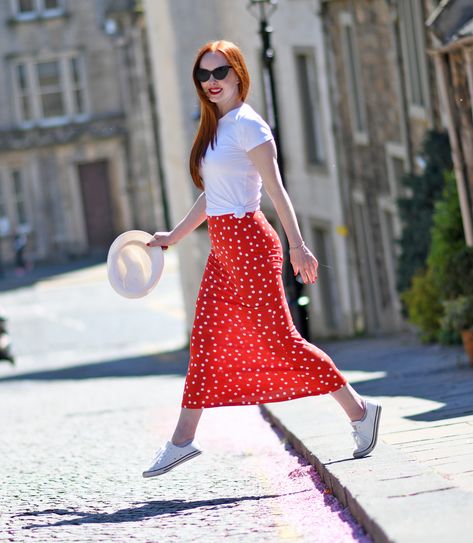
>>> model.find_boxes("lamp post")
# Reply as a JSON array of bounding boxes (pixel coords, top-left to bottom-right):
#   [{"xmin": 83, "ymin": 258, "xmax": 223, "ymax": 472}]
[{"xmin": 247, "ymin": 0, "xmax": 310, "ymax": 339}]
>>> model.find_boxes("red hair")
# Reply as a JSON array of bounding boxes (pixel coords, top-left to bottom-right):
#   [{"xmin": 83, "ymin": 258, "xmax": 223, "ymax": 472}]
[{"xmin": 189, "ymin": 40, "xmax": 250, "ymax": 189}]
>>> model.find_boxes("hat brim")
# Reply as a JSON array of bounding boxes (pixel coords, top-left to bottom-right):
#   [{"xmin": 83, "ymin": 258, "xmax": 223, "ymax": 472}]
[{"xmin": 107, "ymin": 230, "xmax": 164, "ymax": 299}]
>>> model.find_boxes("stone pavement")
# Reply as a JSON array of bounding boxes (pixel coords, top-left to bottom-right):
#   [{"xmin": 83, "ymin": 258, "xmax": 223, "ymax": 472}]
[
  {"xmin": 0, "ymin": 376, "xmax": 371, "ymax": 542},
  {"xmin": 262, "ymin": 334, "xmax": 473, "ymax": 543},
  {"xmin": 0, "ymin": 255, "xmax": 372, "ymax": 543}
]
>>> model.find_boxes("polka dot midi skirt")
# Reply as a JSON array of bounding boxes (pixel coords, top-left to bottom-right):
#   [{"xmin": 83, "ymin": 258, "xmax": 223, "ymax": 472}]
[{"xmin": 181, "ymin": 211, "xmax": 347, "ymax": 409}]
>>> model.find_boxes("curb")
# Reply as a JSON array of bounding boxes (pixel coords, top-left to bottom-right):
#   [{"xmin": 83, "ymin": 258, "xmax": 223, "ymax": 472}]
[
  {"xmin": 260, "ymin": 404, "xmax": 391, "ymax": 542},
  {"xmin": 260, "ymin": 400, "xmax": 473, "ymax": 543}
]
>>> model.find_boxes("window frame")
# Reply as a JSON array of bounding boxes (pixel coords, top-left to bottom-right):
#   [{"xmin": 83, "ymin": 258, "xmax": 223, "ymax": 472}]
[
  {"xmin": 339, "ymin": 12, "xmax": 369, "ymax": 145},
  {"xmin": 10, "ymin": 0, "xmax": 65, "ymax": 20},
  {"xmin": 11, "ymin": 170, "xmax": 29, "ymax": 227},
  {"xmin": 384, "ymin": 142, "xmax": 408, "ymax": 199},
  {"xmin": 377, "ymin": 195, "xmax": 402, "ymax": 315},
  {"xmin": 0, "ymin": 166, "xmax": 32, "ymax": 234},
  {"xmin": 294, "ymin": 48, "xmax": 326, "ymax": 167},
  {"xmin": 398, "ymin": 0, "xmax": 431, "ymax": 120},
  {"xmin": 11, "ymin": 53, "xmax": 89, "ymax": 128}
]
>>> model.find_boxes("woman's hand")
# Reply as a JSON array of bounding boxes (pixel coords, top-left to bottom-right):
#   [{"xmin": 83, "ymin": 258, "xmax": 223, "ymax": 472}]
[
  {"xmin": 290, "ymin": 244, "xmax": 318, "ymax": 284},
  {"xmin": 146, "ymin": 231, "xmax": 177, "ymax": 249}
]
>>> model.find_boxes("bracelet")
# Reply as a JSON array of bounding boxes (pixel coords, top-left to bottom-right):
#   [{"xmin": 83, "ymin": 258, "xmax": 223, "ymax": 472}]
[{"xmin": 289, "ymin": 240, "xmax": 305, "ymax": 250}]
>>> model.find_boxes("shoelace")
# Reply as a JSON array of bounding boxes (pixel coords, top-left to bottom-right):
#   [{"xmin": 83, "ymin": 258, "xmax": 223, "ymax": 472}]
[
  {"xmin": 351, "ymin": 430, "xmax": 363, "ymax": 447},
  {"xmin": 151, "ymin": 446, "xmax": 166, "ymax": 464}
]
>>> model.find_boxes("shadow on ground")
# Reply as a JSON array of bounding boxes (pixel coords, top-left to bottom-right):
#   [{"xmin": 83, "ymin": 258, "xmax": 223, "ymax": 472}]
[
  {"xmin": 2, "ymin": 327, "xmax": 472, "ymax": 425},
  {"xmin": 320, "ymin": 334, "xmax": 473, "ymax": 423},
  {"xmin": 18, "ymin": 493, "xmax": 297, "ymax": 528},
  {"xmin": 0, "ymin": 348, "xmax": 190, "ymax": 382},
  {"xmin": 0, "ymin": 254, "xmax": 106, "ymax": 293}
]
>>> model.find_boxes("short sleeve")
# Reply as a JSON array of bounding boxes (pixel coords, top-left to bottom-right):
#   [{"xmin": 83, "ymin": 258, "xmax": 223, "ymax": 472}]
[{"xmin": 240, "ymin": 116, "xmax": 274, "ymax": 152}]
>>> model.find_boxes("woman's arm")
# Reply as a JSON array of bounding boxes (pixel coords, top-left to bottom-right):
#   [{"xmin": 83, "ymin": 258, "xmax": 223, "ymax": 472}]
[
  {"xmin": 148, "ymin": 191, "xmax": 207, "ymax": 248},
  {"xmin": 248, "ymin": 140, "xmax": 318, "ymax": 284}
]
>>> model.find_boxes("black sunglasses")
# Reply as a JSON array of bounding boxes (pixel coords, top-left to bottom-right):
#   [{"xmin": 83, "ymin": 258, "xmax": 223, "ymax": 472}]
[{"xmin": 196, "ymin": 65, "xmax": 232, "ymax": 82}]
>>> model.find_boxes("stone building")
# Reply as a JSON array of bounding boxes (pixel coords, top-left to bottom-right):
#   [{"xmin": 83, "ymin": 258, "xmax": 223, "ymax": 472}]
[
  {"xmin": 143, "ymin": 0, "xmax": 357, "ymax": 339},
  {"xmin": 0, "ymin": 0, "xmax": 166, "ymax": 266},
  {"xmin": 321, "ymin": 0, "xmax": 443, "ymax": 333},
  {"xmin": 427, "ymin": 0, "xmax": 473, "ymax": 246}
]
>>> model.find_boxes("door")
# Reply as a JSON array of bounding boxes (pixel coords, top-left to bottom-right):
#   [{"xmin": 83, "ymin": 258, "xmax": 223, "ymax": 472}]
[{"xmin": 78, "ymin": 160, "xmax": 115, "ymax": 250}]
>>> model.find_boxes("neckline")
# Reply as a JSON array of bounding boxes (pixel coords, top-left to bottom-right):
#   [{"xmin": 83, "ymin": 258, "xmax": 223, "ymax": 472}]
[{"xmin": 219, "ymin": 103, "xmax": 245, "ymax": 120}]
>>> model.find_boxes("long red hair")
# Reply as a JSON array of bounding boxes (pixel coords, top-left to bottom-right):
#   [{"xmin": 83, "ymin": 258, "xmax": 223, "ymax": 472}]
[{"xmin": 189, "ymin": 40, "xmax": 250, "ymax": 189}]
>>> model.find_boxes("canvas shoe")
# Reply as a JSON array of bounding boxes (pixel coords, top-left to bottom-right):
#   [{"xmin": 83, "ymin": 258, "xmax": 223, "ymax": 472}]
[
  {"xmin": 351, "ymin": 399, "xmax": 382, "ymax": 458},
  {"xmin": 142, "ymin": 440, "xmax": 202, "ymax": 478}
]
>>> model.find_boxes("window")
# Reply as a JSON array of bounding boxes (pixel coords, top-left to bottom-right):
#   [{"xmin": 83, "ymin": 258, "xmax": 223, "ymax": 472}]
[
  {"xmin": 295, "ymin": 51, "xmax": 325, "ymax": 165},
  {"xmin": 16, "ymin": 64, "xmax": 33, "ymax": 122},
  {"xmin": 378, "ymin": 196, "xmax": 401, "ymax": 313},
  {"xmin": 11, "ymin": 0, "xmax": 64, "ymax": 19},
  {"xmin": 0, "ymin": 168, "xmax": 31, "ymax": 232},
  {"xmin": 340, "ymin": 13, "xmax": 368, "ymax": 143},
  {"xmin": 13, "ymin": 54, "xmax": 88, "ymax": 125},
  {"xmin": 0, "ymin": 176, "xmax": 8, "ymax": 219},
  {"xmin": 11, "ymin": 171, "xmax": 28, "ymax": 225},
  {"xmin": 70, "ymin": 57, "xmax": 86, "ymax": 114},
  {"xmin": 385, "ymin": 143, "xmax": 408, "ymax": 198},
  {"xmin": 37, "ymin": 61, "xmax": 65, "ymax": 118},
  {"xmin": 17, "ymin": 0, "xmax": 35, "ymax": 14},
  {"xmin": 399, "ymin": 0, "xmax": 429, "ymax": 112}
]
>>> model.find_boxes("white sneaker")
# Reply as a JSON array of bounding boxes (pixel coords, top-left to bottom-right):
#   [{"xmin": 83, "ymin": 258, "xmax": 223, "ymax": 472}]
[
  {"xmin": 351, "ymin": 399, "xmax": 382, "ymax": 458},
  {"xmin": 142, "ymin": 440, "xmax": 202, "ymax": 478}
]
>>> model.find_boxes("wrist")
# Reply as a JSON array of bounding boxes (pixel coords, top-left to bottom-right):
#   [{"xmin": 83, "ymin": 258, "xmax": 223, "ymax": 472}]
[{"xmin": 289, "ymin": 240, "xmax": 305, "ymax": 250}]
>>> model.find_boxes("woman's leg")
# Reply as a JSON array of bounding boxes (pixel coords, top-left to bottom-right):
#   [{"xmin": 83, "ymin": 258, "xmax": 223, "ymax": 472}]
[
  {"xmin": 330, "ymin": 383, "xmax": 365, "ymax": 422},
  {"xmin": 171, "ymin": 408, "xmax": 204, "ymax": 445}
]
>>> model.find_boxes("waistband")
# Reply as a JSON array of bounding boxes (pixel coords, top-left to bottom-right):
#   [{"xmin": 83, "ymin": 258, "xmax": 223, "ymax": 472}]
[{"xmin": 206, "ymin": 204, "xmax": 259, "ymax": 219}]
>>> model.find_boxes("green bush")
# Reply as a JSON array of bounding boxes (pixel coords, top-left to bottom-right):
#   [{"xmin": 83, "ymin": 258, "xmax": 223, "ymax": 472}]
[
  {"xmin": 402, "ymin": 170, "xmax": 468, "ymax": 344},
  {"xmin": 427, "ymin": 170, "xmax": 465, "ymax": 298},
  {"xmin": 396, "ymin": 131, "xmax": 452, "ymax": 293},
  {"xmin": 446, "ymin": 247, "xmax": 473, "ymax": 298},
  {"xmin": 440, "ymin": 296, "xmax": 473, "ymax": 344},
  {"xmin": 402, "ymin": 269, "xmax": 443, "ymax": 343}
]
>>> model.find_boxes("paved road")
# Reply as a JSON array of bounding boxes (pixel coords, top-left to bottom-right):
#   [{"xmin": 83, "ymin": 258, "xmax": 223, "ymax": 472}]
[{"xmin": 0, "ymin": 254, "xmax": 371, "ymax": 542}]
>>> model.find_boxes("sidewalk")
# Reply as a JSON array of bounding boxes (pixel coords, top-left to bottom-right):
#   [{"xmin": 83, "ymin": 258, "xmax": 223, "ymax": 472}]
[{"xmin": 262, "ymin": 333, "xmax": 473, "ymax": 543}]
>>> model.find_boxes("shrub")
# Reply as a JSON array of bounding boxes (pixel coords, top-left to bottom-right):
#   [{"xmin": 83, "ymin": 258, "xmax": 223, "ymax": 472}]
[
  {"xmin": 402, "ymin": 170, "xmax": 468, "ymax": 344},
  {"xmin": 440, "ymin": 296, "xmax": 473, "ymax": 345},
  {"xmin": 447, "ymin": 247, "xmax": 473, "ymax": 298},
  {"xmin": 402, "ymin": 269, "xmax": 443, "ymax": 343},
  {"xmin": 396, "ymin": 131, "xmax": 452, "ymax": 293},
  {"xmin": 427, "ymin": 170, "xmax": 465, "ymax": 299}
]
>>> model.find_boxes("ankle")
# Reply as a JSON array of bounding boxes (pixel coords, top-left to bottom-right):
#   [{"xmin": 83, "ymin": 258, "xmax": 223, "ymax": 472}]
[
  {"xmin": 171, "ymin": 436, "xmax": 194, "ymax": 447},
  {"xmin": 350, "ymin": 399, "xmax": 366, "ymax": 422}
]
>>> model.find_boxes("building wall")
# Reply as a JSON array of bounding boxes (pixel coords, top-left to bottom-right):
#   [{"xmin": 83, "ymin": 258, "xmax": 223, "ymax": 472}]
[
  {"xmin": 0, "ymin": 0, "xmax": 164, "ymax": 263},
  {"xmin": 320, "ymin": 0, "xmax": 444, "ymax": 333}
]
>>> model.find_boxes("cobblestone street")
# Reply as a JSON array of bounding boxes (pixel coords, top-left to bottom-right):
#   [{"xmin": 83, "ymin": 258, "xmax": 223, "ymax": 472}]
[{"xmin": 0, "ymin": 256, "xmax": 370, "ymax": 542}]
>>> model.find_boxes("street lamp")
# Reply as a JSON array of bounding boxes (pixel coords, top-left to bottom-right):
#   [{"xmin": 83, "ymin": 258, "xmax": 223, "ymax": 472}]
[
  {"xmin": 247, "ymin": 0, "xmax": 310, "ymax": 340},
  {"xmin": 247, "ymin": 0, "xmax": 284, "ymax": 176}
]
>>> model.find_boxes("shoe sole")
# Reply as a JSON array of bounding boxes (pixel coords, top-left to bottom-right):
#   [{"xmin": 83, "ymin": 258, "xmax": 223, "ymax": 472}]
[
  {"xmin": 353, "ymin": 404, "xmax": 382, "ymax": 459},
  {"xmin": 142, "ymin": 450, "xmax": 202, "ymax": 478}
]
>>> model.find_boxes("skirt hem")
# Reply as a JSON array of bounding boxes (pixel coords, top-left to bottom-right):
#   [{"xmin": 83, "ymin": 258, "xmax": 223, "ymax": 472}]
[{"xmin": 181, "ymin": 379, "xmax": 347, "ymax": 409}]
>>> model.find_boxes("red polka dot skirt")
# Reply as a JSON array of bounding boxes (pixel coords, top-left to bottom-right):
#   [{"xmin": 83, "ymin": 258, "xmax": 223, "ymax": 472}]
[{"xmin": 181, "ymin": 211, "xmax": 347, "ymax": 409}]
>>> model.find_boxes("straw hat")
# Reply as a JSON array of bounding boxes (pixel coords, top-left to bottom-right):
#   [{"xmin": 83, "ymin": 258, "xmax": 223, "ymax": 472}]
[{"xmin": 107, "ymin": 230, "xmax": 164, "ymax": 298}]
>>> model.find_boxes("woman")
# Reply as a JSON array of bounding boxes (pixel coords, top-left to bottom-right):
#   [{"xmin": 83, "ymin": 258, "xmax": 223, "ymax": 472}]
[{"xmin": 143, "ymin": 40, "xmax": 381, "ymax": 478}]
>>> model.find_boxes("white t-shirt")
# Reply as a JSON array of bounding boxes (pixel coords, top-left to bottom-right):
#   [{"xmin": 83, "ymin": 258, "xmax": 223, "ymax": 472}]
[{"xmin": 201, "ymin": 103, "xmax": 274, "ymax": 218}]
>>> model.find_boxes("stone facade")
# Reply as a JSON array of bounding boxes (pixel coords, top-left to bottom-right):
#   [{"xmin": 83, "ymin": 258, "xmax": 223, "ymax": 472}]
[
  {"xmin": 321, "ymin": 0, "xmax": 443, "ymax": 333},
  {"xmin": 0, "ymin": 0, "xmax": 165, "ymax": 265}
]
